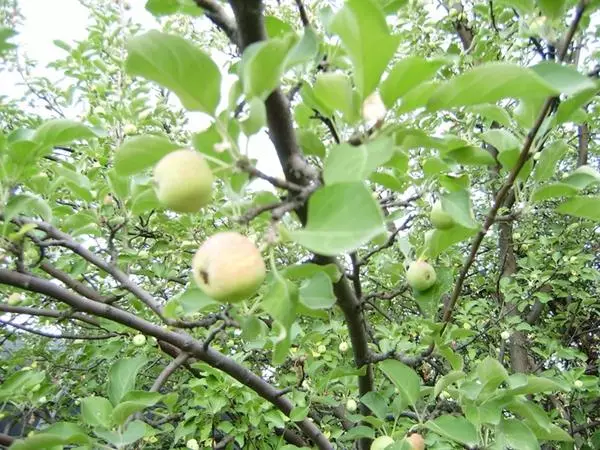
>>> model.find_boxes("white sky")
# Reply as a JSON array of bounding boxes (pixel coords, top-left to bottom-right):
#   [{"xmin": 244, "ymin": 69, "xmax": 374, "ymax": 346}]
[{"xmin": 1, "ymin": 0, "xmax": 284, "ymax": 184}]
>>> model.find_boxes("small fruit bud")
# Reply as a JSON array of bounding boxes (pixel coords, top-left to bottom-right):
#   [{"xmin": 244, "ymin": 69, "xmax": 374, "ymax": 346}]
[
  {"xmin": 339, "ymin": 341, "xmax": 349, "ymax": 353},
  {"xmin": 362, "ymin": 91, "xmax": 387, "ymax": 123},
  {"xmin": 317, "ymin": 344, "xmax": 327, "ymax": 354},
  {"xmin": 123, "ymin": 123, "xmax": 137, "ymax": 135},
  {"xmin": 132, "ymin": 334, "xmax": 146, "ymax": 347},
  {"xmin": 371, "ymin": 436, "xmax": 394, "ymax": 450},
  {"xmin": 500, "ymin": 331, "xmax": 511, "ymax": 341},
  {"xmin": 186, "ymin": 438, "xmax": 200, "ymax": 450},
  {"xmin": 346, "ymin": 398, "xmax": 358, "ymax": 412},
  {"xmin": 574, "ymin": 380, "xmax": 583, "ymax": 389},
  {"xmin": 463, "ymin": 323, "xmax": 472, "ymax": 330}
]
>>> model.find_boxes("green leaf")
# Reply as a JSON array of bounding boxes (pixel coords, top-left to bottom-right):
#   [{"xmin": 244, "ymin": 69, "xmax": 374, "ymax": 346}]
[
  {"xmin": 537, "ymin": 0, "xmax": 566, "ymax": 19},
  {"xmin": 555, "ymin": 84, "xmax": 600, "ymax": 125},
  {"xmin": 424, "ymin": 225, "xmax": 477, "ymax": 258},
  {"xmin": 329, "ymin": 0, "xmax": 400, "ymax": 97},
  {"xmin": 340, "ymin": 426, "xmax": 375, "ymax": 441},
  {"xmin": 34, "ymin": 120, "xmax": 97, "ymax": 151},
  {"xmin": 498, "ymin": 418, "xmax": 540, "ymax": 450},
  {"xmin": 507, "ymin": 398, "xmax": 552, "ymax": 433},
  {"xmin": 289, "ymin": 406, "xmax": 309, "ymax": 421},
  {"xmin": 9, "ymin": 423, "xmax": 90, "ymax": 450},
  {"xmin": 298, "ymin": 130, "xmax": 326, "ymax": 158},
  {"xmin": 241, "ymin": 36, "xmax": 295, "ymax": 100},
  {"xmin": 108, "ymin": 357, "xmax": 148, "ymax": 405},
  {"xmin": 360, "ymin": 392, "xmax": 388, "ymax": 420},
  {"xmin": 163, "ymin": 286, "xmax": 219, "ymax": 318},
  {"xmin": 240, "ymin": 97, "xmax": 267, "ymax": 136},
  {"xmin": 507, "ymin": 374, "xmax": 568, "ymax": 395},
  {"xmin": 283, "ymin": 263, "xmax": 342, "ymax": 282},
  {"xmin": 112, "ymin": 391, "xmax": 163, "ymax": 426},
  {"xmin": 379, "ymin": 360, "xmax": 421, "ymax": 406},
  {"xmin": 434, "ymin": 370, "xmax": 465, "ymax": 397},
  {"xmin": 426, "ymin": 415, "xmax": 479, "ymax": 447},
  {"xmin": 299, "ymin": 272, "xmax": 336, "ymax": 309},
  {"xmin": 556, "ymin": 196, "xmax": 600, "ymax": 220},
  {"xmin": 0, "ymin": 27, "xmax": 16, "ymax": 55},
  {"xmin": 114, "ymin": 135, "xmax": 179, "ymax": 176},
  {"xmin": 0, "ymin": 370, "xmax": 45, "ymax": 400},
  {"xmin": 287, "ymin": 182, "xmax": 386, "ymax": 256},
  {"xmin": 477, "ymin": 357, "xmax": 509, "ymax": 393},
  {"xmin": 324, "ymin": 137, "xmax": 395, "ymax": 185},
  {"xmin": 467, "ymin": 104, "xmax": 513, "ymax": 128},
  {"xmin": 3, "ymin": 194, "xmax": 52, "ymax": 222},
  {"xmin": 531, "ymin": 62, "xmax": 597, "ymax": 96},
  {"xmin": 445, "ymin": 145, "xmax": 496, "ymax": 166},
  {"xmin": 381, "ymin": 56, "xmax": 448, "ymax": 107},
  {"xmin": 313, "ymin": 72, "xmax": 356, "ymax": 120},
  {"xmin": 126, "ymin": 31, "xmax": 221, "ymax": 114},
  {"xmin": 428, "ymin": 63, "xmax": 558, "ymax": 111},
  {"xmin": 95, "ymin": 420, "xmax": 147, "ymax": 447},
  {"xmin": 533, "ymin": 140, "xmax": 569, "ymax": 182},
  {"xmin": 532, "ymin": 183, "xmax": 579, "ymax": 202},
  {"xmin": 285, "ymin": 27, "xmax": 319, "ymax": 69},
  {"xmin": 81, "ymin": 396, "xmax": 114, "ymax": 428},
  {"xmin": 261, "ymin": 277, "xmax": 299, "ymax": 364},
  {"xmin": 441, "ymin": 190, "xmax": 478, "ymax": 229}
]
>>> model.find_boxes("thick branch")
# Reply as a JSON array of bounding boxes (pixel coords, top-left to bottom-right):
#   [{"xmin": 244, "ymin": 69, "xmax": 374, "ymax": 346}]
[
  {"xmin": 0, "ymin": 304, "xmax": 101, "ymax": 327},
  {"xmin": 0, "ymin": 269, "xmax": 331, "ymax": 450},
  {"xmin": 150, "ymin": 352, "xmax": 189, "ymax": 392},
  {"xmin": 0, "ymin": 318, "xmax": 116, "ymax": 340},
  {"xmin": 193, "ymin": 0, "xmax": 238, "ymax": 45}
]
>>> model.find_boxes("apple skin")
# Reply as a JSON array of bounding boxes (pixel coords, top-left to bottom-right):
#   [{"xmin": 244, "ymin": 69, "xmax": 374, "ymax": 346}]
[
  {"xmin": 407, "ymin": 433, "xmax": 425, "ymax": 450},
  {"xmin": 7, "ymin": 293, "xmax": 22, "ymax": 305},
  {"xmin": 371, "ymin": 436, "xmax": 394, "ymax": 450},
  {"xmin": 192, "ymin": 232, "xmax": 266, "ymax": 303},
  {"xmin": 430, "ymin": 201, "xmax": 454, "ymax": 230},
  {"xmin": 406, "ymin": 260, "xmax": 437, "ymax": 291},
  {"xmin": 153, "ymin": 149, "xmax": 213, "ymax": 213},
  {"xmin": 132, "ymin": 334, "xmax": 146, "ymax": 346},
  {"xmin": 346, "ymin": 398, "xmax": 358, "ymax": 412}
]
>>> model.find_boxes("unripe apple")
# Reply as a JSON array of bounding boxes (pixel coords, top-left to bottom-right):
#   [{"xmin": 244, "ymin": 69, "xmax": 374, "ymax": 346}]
[
  {"xmin": 186, "ymin": 438, "xmax": 200, "ymax": 450},
  {"xmin": 192, "ymin": 232, "xmax": 266, "ymax": 303},
  {"xmin": 430, "ymin": 201, "xmax": 454, "ymax": 230},
  {"xmin": 346, "ymin": 398, "xmax": 358, "ymax": 412},
  {"xmin": 406, "ymin": 260, "xmax": 437, "ymax": 291},
  {"xmin": 574, "ymin": 380, "xmax": 583, "ymax": 389},
  {"xmin": 7, "ymin": 293, "xmax": 22, "ymax": 305},
  {"xmin": 407, "ymin": 433, "xmax": 425, "ymax": 450},
  {"xmin": 339, "ymin": 341, "xmax": 349, "ymax": 353},
  {"xmin": 362, "ymin": 91, "xmax": 386, "ymax": 123},
  {"xmin": 500, "ymin": 331, "xmax": 510, "ymax": 341},
  {"xmin": 317, "ymin": 344, "xmax": 327, "ymax": 353},
  {"xmin": 123, "ymin": 123, "xmax": 137, "ymax": 135},
  {"xmin": 132, "ymin": 334, "xmax": 146, "ymax": 346},
  {"xmin": 463, "ymin": 323, "xmax": 472, "ymax": 330},
  {"xmin": 103, "ymin": 194, "xmax": 114, "ymax": 206},
  {"xmin": 153, "ymin": 149, "xmax": 214, "ymax": 213},
  {"xmin": 371, "ymin": 436, "xmax": 394, "ymax": 450}
]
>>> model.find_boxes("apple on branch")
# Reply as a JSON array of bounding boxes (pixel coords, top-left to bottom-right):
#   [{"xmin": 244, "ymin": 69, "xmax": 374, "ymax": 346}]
[
  {"xmin": 192, "ymin": 232, "xmax": 266, "ymax": 303},
  {"xmin": 153, "ymin": 149, "xmax": 214, "ymax": 213}
]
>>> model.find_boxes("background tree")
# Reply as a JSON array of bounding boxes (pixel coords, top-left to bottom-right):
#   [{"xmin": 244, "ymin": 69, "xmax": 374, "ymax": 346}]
[{"xmin": 0, "ymin": 0, "xmax": 599, "ymax": 449}]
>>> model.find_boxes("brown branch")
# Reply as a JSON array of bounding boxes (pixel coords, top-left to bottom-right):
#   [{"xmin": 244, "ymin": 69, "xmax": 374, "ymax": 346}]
[
  {"xmin": 237, "ymin": 159, "xmax": 305, "ymax": 192},
  {"xmin": 293, "ymin": 0, "xmax": 310, "ymax": 27},
  {"xmin": 150, "ymin": 352, "xmax": 189, "ymax": 392},
  {"xmin": 439, "ymin": 0, "xmax": 588, "ymax": 332},
  {"xmin": 39, "ymin": 261, "xmax": 111, "ymax": 303},
  {"xmin": 0, "ymin": 268, "xmax": 331, "ymax": 450},
  {"xmin": 0, "ymin": 304, "xmax": 101, "ymax": 328},
  {"xmin": 0, "ymin": 318, "xmax": 116, "ymax": 340},
  {"xmin": 193, "ymin": 0, "xmax": 238, "ymax": 46}
]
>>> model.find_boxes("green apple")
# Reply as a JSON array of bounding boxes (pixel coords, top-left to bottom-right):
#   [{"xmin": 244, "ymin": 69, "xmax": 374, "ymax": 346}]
[
  {"xmin": 153, "ymin": 149, "xmax": 214, "ymax": 213},
  {"xmin": 406, "ymin": 433, "xmax": 425, "ymax": 450},
  {"xmin": 371, "ymin": 436, "xmax": 394, "ymax": 450},
  {"xmin": 406, "ymin": 260, "xmax": 437, "ymax": 291},
  {"xmin": 192, "ymin": 232, "xmax": 266, "ymax": 303},
  {"xmin": 338, "ymin": 341, "xmax": 349, "ymax": 353},
  {"xmin": 430, "ymin": 201, "xmax": 454, "ymax": 230},
  {"xmin": 7, "ymin": 293, "xmax": 22, "ymax": 305},
  {"xmin": 346, "ymin": 398, "xmax": 358, "ymax": 412},
  {"xmin": 132, "ymin": 334, "xmax": 146, "ymax": 346},
  {"xmin": 123, "ymin": 123, "xmax": 137, "ymax": 135}
]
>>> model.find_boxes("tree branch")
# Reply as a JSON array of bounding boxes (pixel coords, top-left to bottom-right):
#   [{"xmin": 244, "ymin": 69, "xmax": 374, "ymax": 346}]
[
  {"xmin": 150, "ymin": 352, "xmax": 189, "ymax": 392},
  {"xmin": 0, "ymin": 317, "xmax": 116, "ymax": 340},
  {"xmin": 193, "ymin": 0, "xmax": 238, "ymax": 46},
  {"xmin": 0, "ymin": 268, "xmax": 331, "ymax": 450}
]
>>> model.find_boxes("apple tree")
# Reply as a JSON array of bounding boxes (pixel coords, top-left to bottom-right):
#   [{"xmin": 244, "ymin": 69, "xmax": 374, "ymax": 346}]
[{"xmin": 0, "ymin": 0, "xmax": 599, "ymax": 449}]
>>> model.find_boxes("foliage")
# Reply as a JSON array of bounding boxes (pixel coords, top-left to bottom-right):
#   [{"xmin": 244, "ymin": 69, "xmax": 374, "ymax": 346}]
[{"xmin": 0, "ymin": 0, "xmax": 599, "ymax": 449}]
